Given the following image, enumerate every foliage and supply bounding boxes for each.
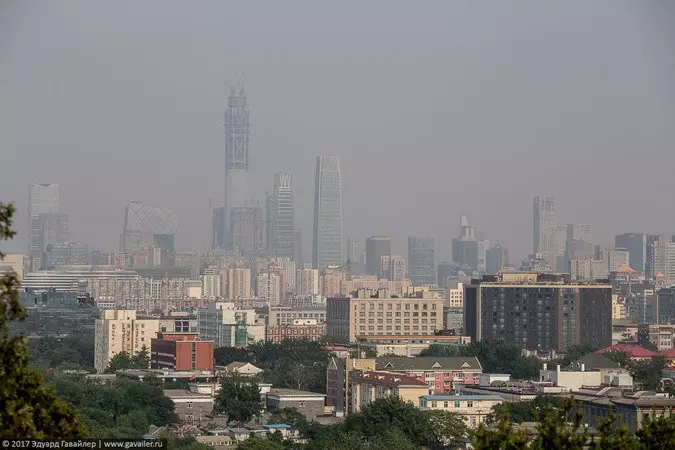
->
[420,339,543,379]
[603,350,631,368]
[165,437,211,450]
[51,375,177,437]
[0,202,89,438]
[29,335,95,371]
[215,339,332,393]
[474,411,531,449]
[105,346,151,373]
[551,344,597,368]
[590,411,638,449]
[235,435,284,450]
[636,413,675,449]
[426,410,470,447]
[214,375,264,426]
[485,396,559,425]
[629,356,668,391]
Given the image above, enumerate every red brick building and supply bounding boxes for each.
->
[266,320,326,344]
[150,332,214,371]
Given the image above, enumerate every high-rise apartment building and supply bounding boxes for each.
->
[366,236,391,277]
[224,267,252,299]
[408,236,435,285]
[486,243,509,274]
[297,268,320,296]
[312,156,343,269]
[94,309,160,373]
[615,233,647,274]
[265,173,295,258]
[452,214,488,273]
[230,206,263,252]
[257,271,282,306]
[464,272,612,352]
[271,257,296,293]
[533,196,558,271]
[379,255,406,282]
[28,183,68,253]
[224,82,251,247]
[212,207,226,250]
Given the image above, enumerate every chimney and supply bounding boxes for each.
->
[581,364,585,372]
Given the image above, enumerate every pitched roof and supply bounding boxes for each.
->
[659,348,675,358]
[572,353,621,370]
[352,371,428,387]
[375,356,482,372]
[595,344,658,358]
[611,264,637,274]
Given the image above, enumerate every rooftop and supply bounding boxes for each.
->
[267,388,326,398]
[595,344,658,358]
[421,394,504,401]
[376,356,482,372]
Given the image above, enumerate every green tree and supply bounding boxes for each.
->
[529,399,588,449]
[474,411,531,449]
[589,410,638,449]
[630,356,668,390]
[426,410,469,447]
[105,347,151,373]
[485,396,558,425]
[235,435,284,450]
[636,412,675,448]
[214,375,263,426]
[603,350,631,368]
[0,202,89,438]
[131,345,150,369]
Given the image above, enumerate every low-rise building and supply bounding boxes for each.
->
[354,335,471,357]
[419,394,503,428]
[150,332,214,371]
[266,388,327,419]
[375,356,483,393]
[572,393,675,432]
[268,306,326,326]
[325,357,376,413]
[539,364,603,392]
[350,371,429,413]
[266,319,326,343]
[163,389,214,426]
[222,362,263,377]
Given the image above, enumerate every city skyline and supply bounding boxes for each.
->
[3,1,675,260]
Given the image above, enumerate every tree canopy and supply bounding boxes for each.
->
[0,202,89,438]
[105,346,151,373]
[214,375,264,427]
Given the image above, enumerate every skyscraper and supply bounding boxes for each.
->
[312,156,343,269]
[265,173,295,258]
[120,201,179,252]
[230,206,263,252]
[615,233,647,273]
[224,80,251,248]
[408,236,435,285]
[294,228,303,266]
[28,183,66,253]
[452,213,488,273]
[486,243,509,274]
[533,196,558,271]
[565,224,593,270]
[366,236,391,276]
[212,207,226,250]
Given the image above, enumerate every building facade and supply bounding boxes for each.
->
[366,236,391,277]
[230,206,263,252]
[150,332,214,371]
[266,319,326,343]
[533,196,558,272]
[408,236,435,285]
[420,394,503,428]
[312,156,343,269]
[350,371,429,413]
[266,173,295,258]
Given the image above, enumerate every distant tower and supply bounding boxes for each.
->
[312,156,343,269]
[120,201,179,252]
[408,236,436,285]
[224,76,251,249]
[28,183,67,253]
[533,196,558,271]
[265,173,295,258]
[366,236,391,276]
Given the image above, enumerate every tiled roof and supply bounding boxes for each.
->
[376,356,482,371]
[595,344,657,358]
[352,371,428,387]
[573,353,621,369]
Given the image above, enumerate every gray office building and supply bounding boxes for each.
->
[28,183,67,253]
[312,156,343,269]
[266,173,295,258]
[408,236,435,285]
[230,206,263,252]
[533,196,558,271]
[615,233,647,274]
[212,207,226,250]
[366,236,391,277]
[486,243,509,274]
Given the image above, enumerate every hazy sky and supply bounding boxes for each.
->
[2,1,674,261]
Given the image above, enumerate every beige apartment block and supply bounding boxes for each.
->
[327,289,444,343]
[94,309,160,373]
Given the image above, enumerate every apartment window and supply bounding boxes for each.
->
[299,401,306,407]
[432,401,437,408]
[414,304,419,310]
[444,401,448,408]
[187,402,193,408]
[454,401,460,408]
[467,401,473,408]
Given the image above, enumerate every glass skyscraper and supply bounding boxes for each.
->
[28,183,67,252]
[408,236,435,285]
[312,156,343,269]
[265,173,295,258]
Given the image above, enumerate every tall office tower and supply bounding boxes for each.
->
[408,236,435,285]
[365,236,391,277]
[533,196,558,271]
[565,224,593,270]
[452,213,488,273]
[230,206,263,252]
[486,243,509,274]
[379,255,406,281]
[28,183,67,252]
[265,173,295,258]
[294,228,303,266]
[615,233,647,274]
[437,261,459,289]
[347,238,364,264]
[224,80,251,248]
[212,207,226,249]
[646,234,667,279]
[312,156,343,269]
[120,201,179,253]
[464,273,612,351]
[153,233,175,266]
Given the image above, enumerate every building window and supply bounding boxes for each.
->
[187,402,193,408]
[467,401,473,408]
[454,401,460,408]
[299,401,306,407]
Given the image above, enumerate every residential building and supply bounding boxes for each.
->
[350,371,429,413]
[266,319,326,343]
[271,257,296,293]
[355,335,471,357]
[230,206,264,252]
[164,389,214,426]
[572,394,675,432]
[464,272,612,352]
[326,289,444,342]
[655,287,675,324]
[447,282,464,308]
[366,236,391,277]
[375,356,482,393]
[150,332,214,371]
[268,306,326,326]
[197,302,263,347]
[452,213,488,273]
[533,196,558,271]
[257,270,282,306]
[408,236,435,286]
[266,173,295,258]
[266,389,327,419]
[312,156,343,269]
[294,227,303,266]
[223,267,251,300]
[340,277,411,296]
[223,82,251,248]
[297,268,320,296]
[201,266,221,299]
[419,394,503,428]
[94,309,160,373]
[159,312,198,334]
[565,224,593,270]
[325,357,376,412]
[644,324,675,350]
